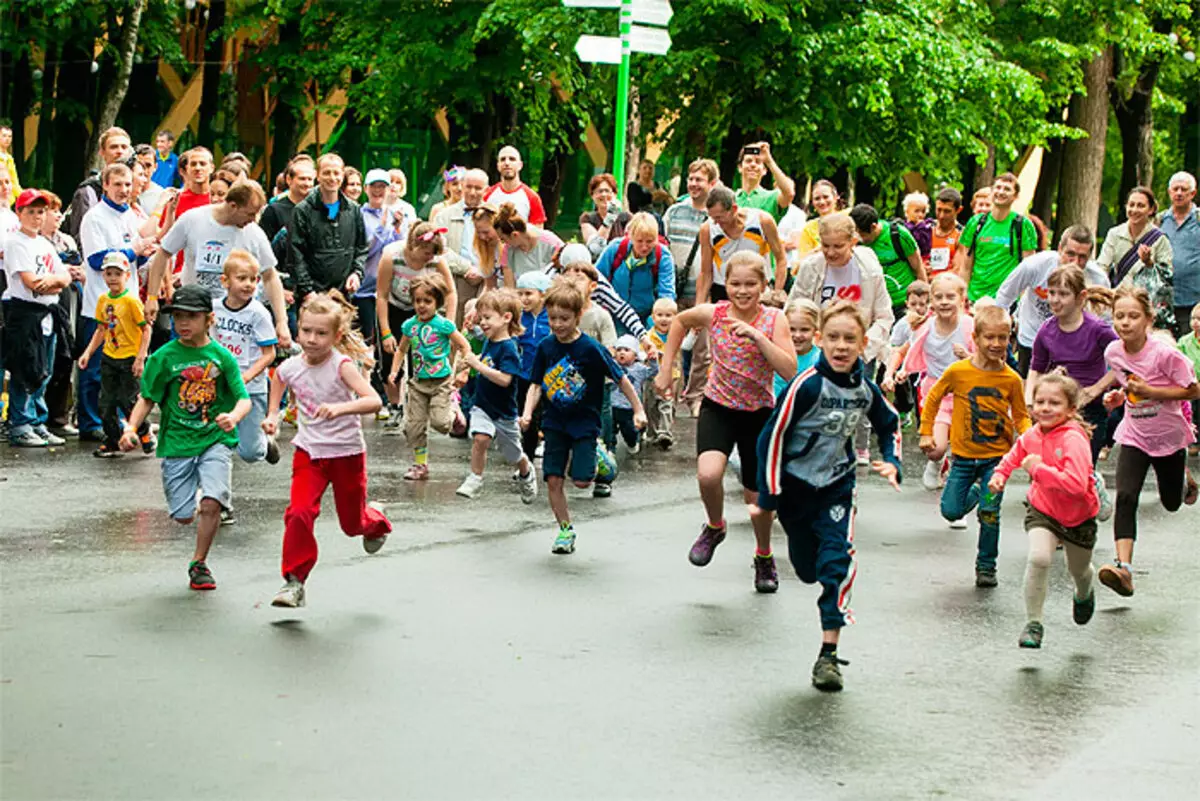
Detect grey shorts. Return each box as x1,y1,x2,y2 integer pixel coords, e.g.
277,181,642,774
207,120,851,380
469,407,524,464
161,444,234,521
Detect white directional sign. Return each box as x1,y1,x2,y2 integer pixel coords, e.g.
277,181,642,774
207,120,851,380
562,0,622,7
632,0,673,26
630,24,671,55
574,34,622,65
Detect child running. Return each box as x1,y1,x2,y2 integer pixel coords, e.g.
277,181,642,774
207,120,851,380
520,280,646,555
757,300,901,692
774,297,821,399
884,280,929,425
645,297,680,449
264,291,392,608
886,272,973,491
455,288,538,502
514,271,552,465
611,334,657,453
655,251,797,593
1096,287,1199,598
988,374,1099,649
118,284,251,591
388,274,469,480
919,303,1030,587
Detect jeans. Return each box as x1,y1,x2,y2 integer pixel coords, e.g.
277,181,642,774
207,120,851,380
941,455,1003,571
75,317,103,433
236,392,269,463
9,330,56,439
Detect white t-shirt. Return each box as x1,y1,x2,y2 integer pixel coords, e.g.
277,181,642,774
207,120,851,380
994,250,1110,347
3,230,67,335
484,182,545,224
923,321,970,379
79,199,142,321
160,206,277,299
820,257,863,306
0,207,19,279
211,297,278,393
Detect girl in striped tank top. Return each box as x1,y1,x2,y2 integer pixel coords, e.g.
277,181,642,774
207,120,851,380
655,252,797,594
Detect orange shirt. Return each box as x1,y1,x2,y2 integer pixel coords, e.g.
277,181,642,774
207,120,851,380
928,224,962,275
919,359,1030,459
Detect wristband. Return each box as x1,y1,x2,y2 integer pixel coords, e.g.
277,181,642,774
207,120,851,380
148,294,159,301
381,331,394,341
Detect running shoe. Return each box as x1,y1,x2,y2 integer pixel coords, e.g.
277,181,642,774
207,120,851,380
1185,471,1198,506
49,423,79,438
922,460,942,491
688,522,726,567
93,444,123,458
34,426,66,446
403,463,429,481
1073,590,1096,625
552,527,576,555
363,532,387,554
811,653,848,692
10,431,49,448
1098,563,1134,597
375,406,392,421
1094,471,1113,521
592,482,612,498
855,448,870,466
188,560,216,591
948,518,968,530
656,432,674,450
265,435,280,465
140,432,157,455
1018,621,1044,649
975,568,998,588
382,409,403,434
220,508,236,526
456,473,484,499
753,554,779,593
271,577,305,608
519,469,538,504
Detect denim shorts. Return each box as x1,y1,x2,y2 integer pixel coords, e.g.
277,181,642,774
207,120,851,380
160,444,234,520
541,429,597,483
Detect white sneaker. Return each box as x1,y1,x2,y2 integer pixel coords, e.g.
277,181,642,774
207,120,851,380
519,469,538,504
922,460,942,491
1094,471,1113,522
627,440,640,455
9,431,49,448
375,406,391,421
948,519,968,530
856,448,870,466
35,427,66,446
456,473,485,499
271,577,305,608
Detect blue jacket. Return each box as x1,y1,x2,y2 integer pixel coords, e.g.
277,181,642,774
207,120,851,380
517,308,551,380
595,238,676,319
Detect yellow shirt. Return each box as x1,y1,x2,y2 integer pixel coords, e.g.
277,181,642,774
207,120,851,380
94,290,147,359
647,327,682,381
798,218,822,256
1,152,19,204
919,359,1030,459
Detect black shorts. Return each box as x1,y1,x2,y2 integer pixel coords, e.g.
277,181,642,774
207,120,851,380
1023,502,1097,550
695,397,772,490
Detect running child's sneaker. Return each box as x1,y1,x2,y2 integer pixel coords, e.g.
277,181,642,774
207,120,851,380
753,554,779,593
922,460,942,491
1093,472,1113,521
403,463,429,481
265,434,280,465
811,653,848,692
10,430,48,448
140,432,156,454
551,526,576,554
855,448,870,466
1098,563,1134,596
688,522,726,567
456,473,484,499
363,502,388,553
271,577,305,608
948,518,968,530
188,560,216,591
592,482,612,498
519,469,538,504
1018,621,1044,649
655,432,674,450
1073,590,1096,625
220,507,237,526
975,568,998,588
93,444,123,458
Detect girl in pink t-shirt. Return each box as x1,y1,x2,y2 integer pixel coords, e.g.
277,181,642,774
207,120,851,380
263,291,393,609
1096,286,1199,599
654,252,796,593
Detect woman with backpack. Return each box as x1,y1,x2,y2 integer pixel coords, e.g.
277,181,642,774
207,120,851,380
1097,186,1176,330
595,212,677,328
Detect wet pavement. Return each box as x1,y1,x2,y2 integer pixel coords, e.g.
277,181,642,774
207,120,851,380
2,417,1199,800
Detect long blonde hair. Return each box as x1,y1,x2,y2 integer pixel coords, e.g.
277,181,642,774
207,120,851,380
299,290,374,368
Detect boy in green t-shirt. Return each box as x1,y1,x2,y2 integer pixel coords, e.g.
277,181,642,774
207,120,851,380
850,203,926,312
956,172,1038,302
119,284,251,591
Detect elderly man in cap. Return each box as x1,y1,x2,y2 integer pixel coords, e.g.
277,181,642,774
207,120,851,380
355,168,408,415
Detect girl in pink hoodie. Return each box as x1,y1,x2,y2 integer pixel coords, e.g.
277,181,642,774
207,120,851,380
989,373,1098,649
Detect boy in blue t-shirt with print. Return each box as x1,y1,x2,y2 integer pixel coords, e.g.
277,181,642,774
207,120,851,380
455,288,538,503
520,280,647,555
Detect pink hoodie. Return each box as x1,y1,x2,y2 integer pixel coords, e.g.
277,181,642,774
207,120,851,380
994,420,1098,528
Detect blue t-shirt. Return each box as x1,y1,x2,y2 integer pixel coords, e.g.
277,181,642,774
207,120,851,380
474,338,522,420
530,334,625,439
517,308,551,380
774,347,821,398
323,200,341,221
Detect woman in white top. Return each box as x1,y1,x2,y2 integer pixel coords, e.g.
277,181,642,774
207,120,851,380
493,202,563,284
1098,186,1174,287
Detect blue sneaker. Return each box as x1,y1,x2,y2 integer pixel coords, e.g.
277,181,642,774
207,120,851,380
552,526,576,555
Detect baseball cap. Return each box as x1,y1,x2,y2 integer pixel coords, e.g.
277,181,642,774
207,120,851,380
365,168,391,186
614,334,640,352
162,284,214,314
101,251,131,272
516,272,553,293
558,243,592,269
15,189,49,210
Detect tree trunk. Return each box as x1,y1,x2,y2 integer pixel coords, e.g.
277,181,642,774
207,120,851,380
1184,98,1200,178
853,167,879,209
1056,47,1113,235
1031,138,1063,234
1111,43,1164,218
89,0,146,170
973,142,996,189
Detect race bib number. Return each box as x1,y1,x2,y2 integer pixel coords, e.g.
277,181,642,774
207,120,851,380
929,247,951,274
198,239,229,287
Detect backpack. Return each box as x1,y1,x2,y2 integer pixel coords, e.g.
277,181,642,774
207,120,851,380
613,235,670,285
885,219,911,266
966,212,1027,259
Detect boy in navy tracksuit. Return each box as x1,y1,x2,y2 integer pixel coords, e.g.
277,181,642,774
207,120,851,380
757,300,902,693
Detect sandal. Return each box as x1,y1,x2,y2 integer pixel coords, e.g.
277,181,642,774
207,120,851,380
403,463,429,481
1184,471,1198,506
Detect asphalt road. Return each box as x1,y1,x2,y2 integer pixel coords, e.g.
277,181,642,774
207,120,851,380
2,418,1198,800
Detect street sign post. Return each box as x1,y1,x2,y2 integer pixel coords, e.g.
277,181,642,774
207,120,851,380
568,0,672,192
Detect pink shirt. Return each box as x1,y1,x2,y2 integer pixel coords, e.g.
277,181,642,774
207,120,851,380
994,420,1098,527
277,351,366,459
1105,337,1197,457
704,301,782,412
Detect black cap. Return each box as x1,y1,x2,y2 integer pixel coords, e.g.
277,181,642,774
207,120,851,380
162,284,214,314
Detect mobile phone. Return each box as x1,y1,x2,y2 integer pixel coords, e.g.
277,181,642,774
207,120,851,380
743,145,761,155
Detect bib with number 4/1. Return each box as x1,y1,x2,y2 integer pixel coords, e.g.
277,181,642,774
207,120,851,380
199,239,230,287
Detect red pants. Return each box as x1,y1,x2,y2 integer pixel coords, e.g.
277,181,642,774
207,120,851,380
282,449,392,582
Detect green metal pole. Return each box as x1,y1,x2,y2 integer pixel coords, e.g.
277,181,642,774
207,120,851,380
613,0,632,195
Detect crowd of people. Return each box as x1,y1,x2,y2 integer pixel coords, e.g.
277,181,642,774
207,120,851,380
2,122,1199,692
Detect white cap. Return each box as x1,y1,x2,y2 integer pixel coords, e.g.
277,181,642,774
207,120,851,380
101,251,131,272
558,243,592,268
365,168,391,185
614,334,640,352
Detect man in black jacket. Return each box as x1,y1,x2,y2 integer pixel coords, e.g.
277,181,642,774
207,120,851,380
289,153,368,302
